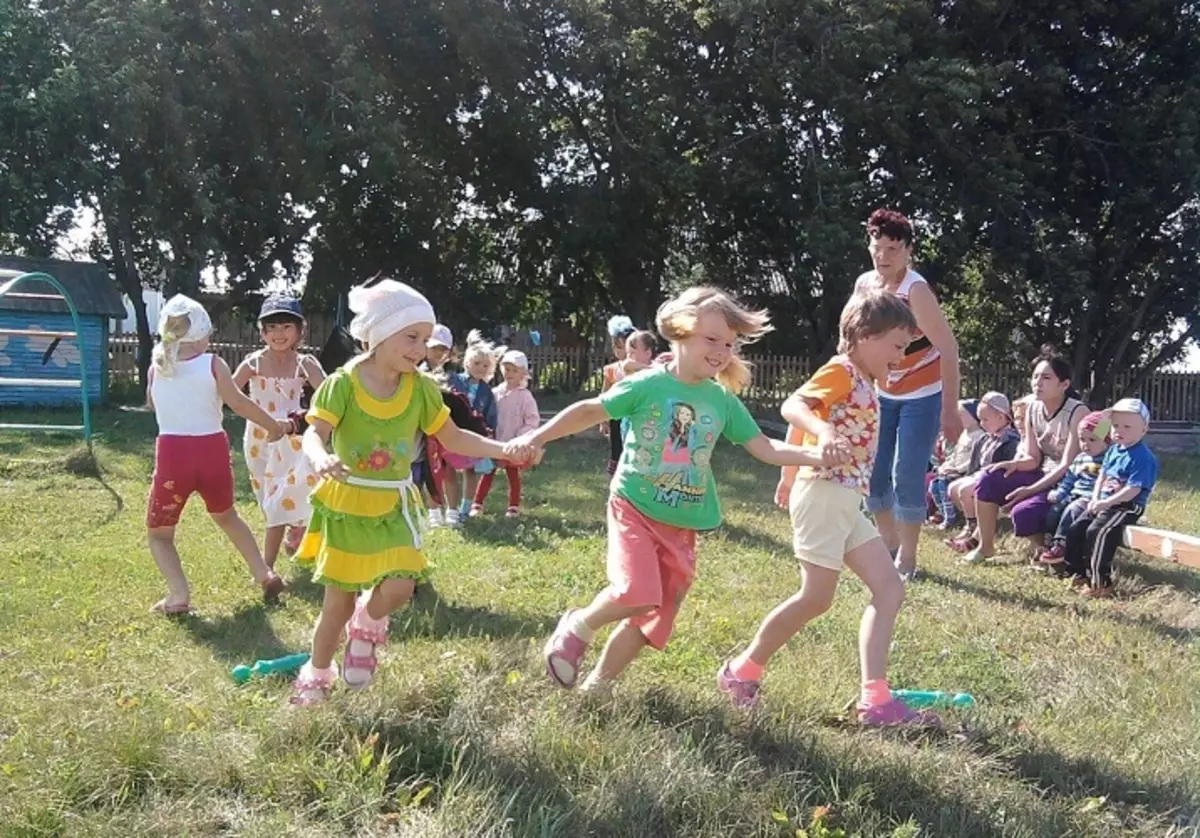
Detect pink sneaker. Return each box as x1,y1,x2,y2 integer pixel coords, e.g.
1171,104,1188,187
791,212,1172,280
857,698,941,728
544,610,590,688
716,661,761,709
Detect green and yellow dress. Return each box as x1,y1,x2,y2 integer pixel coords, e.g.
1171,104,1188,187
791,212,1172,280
297,361,450,590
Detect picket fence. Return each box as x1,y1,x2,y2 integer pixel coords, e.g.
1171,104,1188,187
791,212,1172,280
106,338,1200,421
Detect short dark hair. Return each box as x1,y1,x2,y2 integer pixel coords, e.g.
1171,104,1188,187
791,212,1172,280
866,208,914,247
1033,344,1072,384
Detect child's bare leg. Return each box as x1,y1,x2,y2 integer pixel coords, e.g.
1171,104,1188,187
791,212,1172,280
210,507,273,583
734,561,838,670
464,472,480,509
312,586,357,669
148,526,190,608
577,589,656,634
263,524,286,570
363,576,416,620
843,538,905,685
587,620,648,682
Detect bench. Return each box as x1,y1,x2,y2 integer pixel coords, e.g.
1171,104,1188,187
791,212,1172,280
1122,525,1200,570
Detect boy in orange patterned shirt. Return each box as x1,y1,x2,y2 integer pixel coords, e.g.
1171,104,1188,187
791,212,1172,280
718,290,939,727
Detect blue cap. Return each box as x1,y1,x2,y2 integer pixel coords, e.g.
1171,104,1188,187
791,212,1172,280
959,399,979,422
259,296,304,321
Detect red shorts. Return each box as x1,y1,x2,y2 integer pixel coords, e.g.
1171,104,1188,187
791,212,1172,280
606,495,698,650
147,433,235,528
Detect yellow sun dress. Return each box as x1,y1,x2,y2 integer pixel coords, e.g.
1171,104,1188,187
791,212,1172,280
297,361,450,590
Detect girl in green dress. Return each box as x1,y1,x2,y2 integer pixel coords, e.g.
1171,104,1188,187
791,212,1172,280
291,279,532,705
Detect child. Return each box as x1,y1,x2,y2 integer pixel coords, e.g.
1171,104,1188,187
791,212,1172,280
146,294,288,614
290,280,531,705
946,392,1021,555
1038,411,1111,564
512,287,824,693
442,330,499,526
233,296,326,567
471,350,541,517
715,291,938,726
927,400,982,529
1061,399,1158,597
418,324,454,527
599,315,637,475
620,329,657,374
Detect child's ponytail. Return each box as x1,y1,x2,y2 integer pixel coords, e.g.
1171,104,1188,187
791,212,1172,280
152,314,192,378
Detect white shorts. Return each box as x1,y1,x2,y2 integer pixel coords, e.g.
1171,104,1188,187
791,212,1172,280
789,478,880,571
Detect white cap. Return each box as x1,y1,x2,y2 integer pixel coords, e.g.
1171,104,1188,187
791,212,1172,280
347,279,436,348
428,324,453,348
500,349,529,370
1111,397,1150,423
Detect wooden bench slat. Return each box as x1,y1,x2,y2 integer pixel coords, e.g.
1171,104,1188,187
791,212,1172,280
1123,525,1200,570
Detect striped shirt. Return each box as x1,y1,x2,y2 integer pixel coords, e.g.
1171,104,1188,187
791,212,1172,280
855,269,942,400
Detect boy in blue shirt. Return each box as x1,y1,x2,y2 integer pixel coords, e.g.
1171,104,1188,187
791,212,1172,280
1062,399,1158,597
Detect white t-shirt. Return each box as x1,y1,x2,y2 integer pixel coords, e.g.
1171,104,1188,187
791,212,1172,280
151,354,224,436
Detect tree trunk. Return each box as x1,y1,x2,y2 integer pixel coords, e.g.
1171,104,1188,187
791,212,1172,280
103,201,151,397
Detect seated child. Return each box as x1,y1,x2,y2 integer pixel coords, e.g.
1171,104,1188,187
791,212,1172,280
927,400,983,529
945,392,1020,554
1061,399,1158,597
1038,411,1110,563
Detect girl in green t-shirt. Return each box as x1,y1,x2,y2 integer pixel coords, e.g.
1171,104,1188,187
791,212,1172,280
511,287,824,693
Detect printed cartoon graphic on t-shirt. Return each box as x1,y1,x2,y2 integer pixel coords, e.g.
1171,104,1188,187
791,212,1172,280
628,399,717,508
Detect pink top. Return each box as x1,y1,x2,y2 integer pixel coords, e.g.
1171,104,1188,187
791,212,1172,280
493,382,541,442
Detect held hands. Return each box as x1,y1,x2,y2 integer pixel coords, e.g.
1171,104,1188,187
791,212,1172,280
817,428,852,467
315,452,350,482
265,420,287,443
941,407,964,443
504,435,544,466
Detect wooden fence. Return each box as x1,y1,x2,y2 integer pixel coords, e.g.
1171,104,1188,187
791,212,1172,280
107,338,1200,421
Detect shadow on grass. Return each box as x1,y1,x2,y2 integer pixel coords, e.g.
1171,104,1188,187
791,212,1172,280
393,582,557,643
176,604,292,664
280,572,556,645
1118,553,1200,596
346,713,607,836
922,570,1197,644
965,729,1198,831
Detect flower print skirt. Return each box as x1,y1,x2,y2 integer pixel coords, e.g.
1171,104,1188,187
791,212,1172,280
295,475,429,591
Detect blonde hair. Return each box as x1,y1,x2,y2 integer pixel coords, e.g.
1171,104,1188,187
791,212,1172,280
152,314,192,377
464,329,498,380
837,290,917,353
656,286,772,392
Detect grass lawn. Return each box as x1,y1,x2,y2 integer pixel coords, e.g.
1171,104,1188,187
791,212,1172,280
1,407,1199,837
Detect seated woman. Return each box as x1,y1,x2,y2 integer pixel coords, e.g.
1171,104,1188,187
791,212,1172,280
965,348,1087,563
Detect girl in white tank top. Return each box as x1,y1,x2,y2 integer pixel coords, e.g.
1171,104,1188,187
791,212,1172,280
145,294,289,615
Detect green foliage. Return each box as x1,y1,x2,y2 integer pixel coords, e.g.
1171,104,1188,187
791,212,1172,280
1,0,1198,395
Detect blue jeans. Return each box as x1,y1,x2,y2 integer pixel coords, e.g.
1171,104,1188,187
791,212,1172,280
867,391,943,525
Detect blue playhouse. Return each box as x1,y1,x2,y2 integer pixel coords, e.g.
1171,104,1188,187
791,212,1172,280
0,256,126,424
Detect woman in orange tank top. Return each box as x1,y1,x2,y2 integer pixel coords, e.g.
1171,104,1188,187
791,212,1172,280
854,210,962,581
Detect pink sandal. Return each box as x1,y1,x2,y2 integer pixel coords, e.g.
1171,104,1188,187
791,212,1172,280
289,662,337,707
343,599,388,690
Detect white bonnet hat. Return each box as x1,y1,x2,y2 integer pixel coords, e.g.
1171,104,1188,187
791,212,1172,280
158,294,212,343
348,279,436,348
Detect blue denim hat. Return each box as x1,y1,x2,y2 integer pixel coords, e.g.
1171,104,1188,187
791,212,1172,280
259,295,304,321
